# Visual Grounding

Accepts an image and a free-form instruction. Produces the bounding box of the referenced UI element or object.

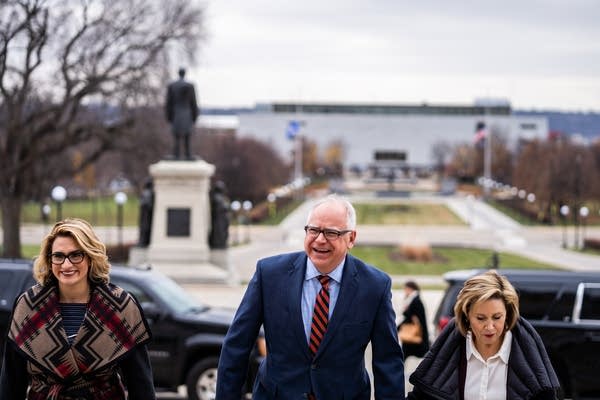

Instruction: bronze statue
[165,67,199,160]
[138,178,154,247]
[209,181,230,249]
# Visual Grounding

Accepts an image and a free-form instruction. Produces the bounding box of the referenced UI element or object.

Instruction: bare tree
[489,133,513,184]
[447,143,478,181]
[430,140,452,177]
[322,140,345,177]
[513,138,599,223]
[0,0,204,257]
[591,140,600,199]
[447,130,513,184]
[197,133,291,204]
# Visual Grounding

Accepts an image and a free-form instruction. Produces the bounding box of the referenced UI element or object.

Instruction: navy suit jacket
[216,251,405,399]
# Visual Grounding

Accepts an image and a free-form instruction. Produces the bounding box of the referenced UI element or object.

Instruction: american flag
[473,121,486,144]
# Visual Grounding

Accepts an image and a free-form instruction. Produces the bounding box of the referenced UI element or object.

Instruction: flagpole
[292,104,303,185]
[483,106,492,199]
[295,132,302,183]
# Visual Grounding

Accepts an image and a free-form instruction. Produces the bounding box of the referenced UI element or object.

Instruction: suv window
[579,284,600,322]
[113,279,153,303]
[0,271,18,306]
[517,287,556,320]
[547,291,576,322]
[516,283,568,321]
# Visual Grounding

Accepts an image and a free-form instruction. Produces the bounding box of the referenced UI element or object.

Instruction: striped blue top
[59,303,87,344]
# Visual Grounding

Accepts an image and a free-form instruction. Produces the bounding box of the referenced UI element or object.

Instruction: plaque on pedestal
[167,208,191,237]
[129,160,236,284]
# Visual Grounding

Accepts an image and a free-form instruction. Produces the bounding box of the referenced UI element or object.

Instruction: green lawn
[20,245,42,260]
[257,199,305,225]
[350,245,560,275]
[354,203,465,225]
[16,197,465,228]
[19,196,140,226]
[18,196,302,227]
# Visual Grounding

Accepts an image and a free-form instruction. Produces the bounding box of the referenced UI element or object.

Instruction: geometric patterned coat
[0,282,154,400]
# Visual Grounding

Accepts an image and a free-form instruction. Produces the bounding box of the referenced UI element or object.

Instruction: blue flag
[286,120,301,140]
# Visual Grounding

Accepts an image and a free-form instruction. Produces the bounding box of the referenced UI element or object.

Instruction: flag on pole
[286,120,301,140]
[473,121,486,145]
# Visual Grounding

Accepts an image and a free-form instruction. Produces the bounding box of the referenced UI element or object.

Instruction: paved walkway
[228,193,599,279]
[134,191,599,317]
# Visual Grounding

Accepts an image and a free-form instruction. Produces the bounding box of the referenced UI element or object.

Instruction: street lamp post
[527,193,536,221]
[242,200,253,243]
[267,193,277,219]
[560,205,569,249]
[230,201,241,245]
[579,206,589,249]
[51,186,67,221]
[114,191,127,256]
[41,203,51,226]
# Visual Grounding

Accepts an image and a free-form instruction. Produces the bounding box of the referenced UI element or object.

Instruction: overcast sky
[187,0,600,112]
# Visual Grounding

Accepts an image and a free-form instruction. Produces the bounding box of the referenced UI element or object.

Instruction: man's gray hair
[306,194,356,229]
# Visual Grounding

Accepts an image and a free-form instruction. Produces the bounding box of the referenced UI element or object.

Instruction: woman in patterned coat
[0,218,155,399]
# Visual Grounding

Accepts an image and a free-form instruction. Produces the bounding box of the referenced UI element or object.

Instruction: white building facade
[233,102,548,171]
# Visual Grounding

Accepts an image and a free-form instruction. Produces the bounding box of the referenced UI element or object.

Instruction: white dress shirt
[464,330,512,400]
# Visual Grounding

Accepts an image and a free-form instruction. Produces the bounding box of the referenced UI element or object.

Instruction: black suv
[0,259,261,400]
[434,268,600,400]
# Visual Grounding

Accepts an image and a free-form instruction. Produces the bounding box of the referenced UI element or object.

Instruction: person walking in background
[406,270,561,400]
[165,67,199,160]
[0,218,155,399]
[397,280,429,358]
[216,195,405,399]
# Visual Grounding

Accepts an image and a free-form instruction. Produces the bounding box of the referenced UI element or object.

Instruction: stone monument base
[129,246,237,284]
[210,249,238,284]
[128,159,236,284]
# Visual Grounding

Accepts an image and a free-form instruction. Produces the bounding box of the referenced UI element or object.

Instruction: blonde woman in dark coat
[407,270,561,400]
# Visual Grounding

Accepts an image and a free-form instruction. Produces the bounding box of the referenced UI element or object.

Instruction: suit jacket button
[311,363,317,369]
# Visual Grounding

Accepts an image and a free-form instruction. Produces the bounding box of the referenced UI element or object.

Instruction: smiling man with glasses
[218,194,405,399]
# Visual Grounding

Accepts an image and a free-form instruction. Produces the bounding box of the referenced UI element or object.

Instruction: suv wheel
[186,357,219,400]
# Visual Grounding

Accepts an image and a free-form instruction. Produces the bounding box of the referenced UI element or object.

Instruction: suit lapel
[287,254,312,359]
[315,254,359,357]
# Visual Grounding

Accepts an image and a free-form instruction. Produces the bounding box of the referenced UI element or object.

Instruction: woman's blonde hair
[453,270,520,336]
[33,218,111,285]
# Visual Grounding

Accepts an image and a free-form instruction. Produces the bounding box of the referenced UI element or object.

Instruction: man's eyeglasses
[304,225,353,241]
[49,251,86,265]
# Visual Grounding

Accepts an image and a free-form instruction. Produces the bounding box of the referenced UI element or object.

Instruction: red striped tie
[309,275,330,357]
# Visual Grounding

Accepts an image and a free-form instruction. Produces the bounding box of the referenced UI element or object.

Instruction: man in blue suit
[217,195,405,399]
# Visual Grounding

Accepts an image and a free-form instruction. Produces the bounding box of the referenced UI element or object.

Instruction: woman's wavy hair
[33,218,111,285]
[453,270,520,336]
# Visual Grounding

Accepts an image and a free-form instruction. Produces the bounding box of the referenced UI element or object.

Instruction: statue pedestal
[129,160,236,284]
[210,249,238,284]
